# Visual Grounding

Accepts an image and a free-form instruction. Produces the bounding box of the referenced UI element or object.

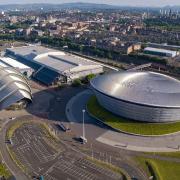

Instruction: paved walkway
[66,89,180,152]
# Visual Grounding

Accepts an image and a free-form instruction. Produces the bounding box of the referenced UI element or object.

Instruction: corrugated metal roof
[7,45,102,74]
[0,57,30,69]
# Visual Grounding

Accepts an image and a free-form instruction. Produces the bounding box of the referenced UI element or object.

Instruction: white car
[79,136,87,144]
[9,117,16,120]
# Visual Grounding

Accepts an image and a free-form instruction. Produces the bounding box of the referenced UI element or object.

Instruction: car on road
[9,117,16,120]
[79,136,87,144]
[5,139,12,144]
[57,123,71,132]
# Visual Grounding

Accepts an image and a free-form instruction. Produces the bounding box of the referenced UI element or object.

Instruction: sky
[0,0,179,7]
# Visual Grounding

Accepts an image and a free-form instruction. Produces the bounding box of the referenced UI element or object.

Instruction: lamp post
[82,109,85,139]
[80,109,87,144]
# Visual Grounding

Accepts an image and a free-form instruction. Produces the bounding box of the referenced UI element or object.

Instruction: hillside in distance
[0,2,179,11]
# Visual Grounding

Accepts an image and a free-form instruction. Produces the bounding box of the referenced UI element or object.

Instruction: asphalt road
[64,89,148,179]
[66,89,107,140]
[45,86,147,179]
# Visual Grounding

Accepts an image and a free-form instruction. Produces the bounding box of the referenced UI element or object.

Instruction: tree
[107,52,113,59]
[86,74,96,82]
[72,79,82,87]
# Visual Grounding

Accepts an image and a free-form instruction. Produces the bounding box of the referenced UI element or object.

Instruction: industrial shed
[144,47,179,57]
[0,57,33,78]
[6,45,103,86]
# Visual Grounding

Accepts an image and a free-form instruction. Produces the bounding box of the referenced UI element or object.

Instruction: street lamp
[80,109,87,144]
[82,109,85,139]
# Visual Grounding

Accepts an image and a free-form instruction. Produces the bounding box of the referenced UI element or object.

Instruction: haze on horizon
[0,0,179,7]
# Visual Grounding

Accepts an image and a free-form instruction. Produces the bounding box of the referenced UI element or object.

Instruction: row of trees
[144,18,180,31]
[0,33,167,66]
[40,36,168,65]
[71,74,96,87]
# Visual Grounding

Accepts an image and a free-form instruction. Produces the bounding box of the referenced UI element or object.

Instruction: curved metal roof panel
[90,71,180,108]
[0,66,32,110]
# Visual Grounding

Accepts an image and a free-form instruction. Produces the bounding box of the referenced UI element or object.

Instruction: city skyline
[0,0,179,7]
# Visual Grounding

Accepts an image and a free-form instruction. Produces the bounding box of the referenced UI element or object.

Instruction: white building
[6,45,104,85]
[144,47,179,58]
[0,57,33,78]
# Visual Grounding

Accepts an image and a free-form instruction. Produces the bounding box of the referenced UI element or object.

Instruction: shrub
[72,79,82,87]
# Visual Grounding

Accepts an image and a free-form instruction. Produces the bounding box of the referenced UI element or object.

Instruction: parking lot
[9,123,123,180]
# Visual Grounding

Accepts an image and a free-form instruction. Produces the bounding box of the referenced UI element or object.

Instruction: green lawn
[87,96,180,135]
[136,157,180,180]
[145,151,180,159]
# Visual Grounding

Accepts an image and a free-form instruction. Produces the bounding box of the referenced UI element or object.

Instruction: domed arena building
[90,71,180,123]
[0,66,32,110]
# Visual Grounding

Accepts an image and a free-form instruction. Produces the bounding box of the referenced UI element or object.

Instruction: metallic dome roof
[0,66,32,110]
[90,71,180,108]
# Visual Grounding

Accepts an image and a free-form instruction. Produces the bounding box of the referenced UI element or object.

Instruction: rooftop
[91,71,180,108]
[144,47,178,55]
[0,57,30,69]
[7,45,102,75]
[0,66,32,110]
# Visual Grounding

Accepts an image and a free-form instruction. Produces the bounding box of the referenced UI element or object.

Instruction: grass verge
[7,120,30,139]
[7,146,27,173]
[135,156,180,180]
[87,157,130,180]
[40,123,59,142]
[144,151,180,159]
[0,163,11,178]
[0,151,11,178]
[87,96,180,135]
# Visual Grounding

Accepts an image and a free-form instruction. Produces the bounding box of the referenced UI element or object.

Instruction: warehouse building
[146,43,180,51]
[6,45,103,86]
[91,71,180,123]
[144,47,179,57]
[0,65,32,110]
[0,57,33,78]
